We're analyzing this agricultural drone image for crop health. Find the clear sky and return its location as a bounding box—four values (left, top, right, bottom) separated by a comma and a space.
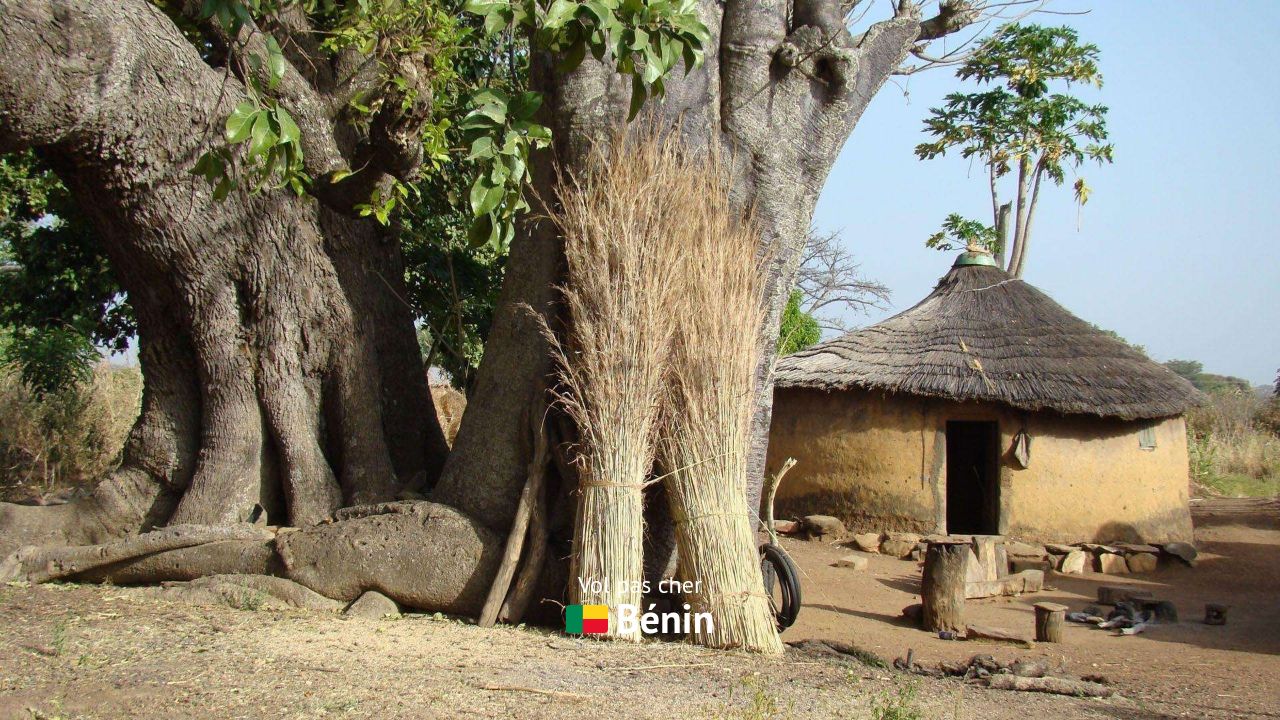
817, 1, 1280, 386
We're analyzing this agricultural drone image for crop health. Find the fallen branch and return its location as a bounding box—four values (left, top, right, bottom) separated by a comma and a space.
475, 684, 589, 701
986, 674, 1116, 698
763, 457, 797, 545
499, 409, 553, 624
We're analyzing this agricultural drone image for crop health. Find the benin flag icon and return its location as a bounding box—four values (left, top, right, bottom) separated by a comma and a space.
565, 604, 609, 634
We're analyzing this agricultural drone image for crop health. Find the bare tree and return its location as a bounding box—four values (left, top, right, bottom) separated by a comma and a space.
796, 228, 890, 333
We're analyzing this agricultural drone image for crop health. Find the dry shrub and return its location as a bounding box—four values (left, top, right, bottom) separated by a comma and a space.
549, 132, 684, 640
1186, 390, 1280, 497
656, 150, 783, 654
0, 361, 142, 502
429, 384, 466, 448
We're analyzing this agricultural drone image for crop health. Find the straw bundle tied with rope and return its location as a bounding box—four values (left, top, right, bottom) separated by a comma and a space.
655, 151, 783, 655
548, 133, 684, 641
548, 129, 781, 653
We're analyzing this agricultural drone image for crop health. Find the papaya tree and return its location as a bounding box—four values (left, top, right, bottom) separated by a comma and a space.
917, 23, 1114, 276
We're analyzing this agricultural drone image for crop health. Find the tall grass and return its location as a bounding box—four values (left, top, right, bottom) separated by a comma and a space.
549, 132, 684, 641
1186, 390, 1280, 498
0, 361, 141, 502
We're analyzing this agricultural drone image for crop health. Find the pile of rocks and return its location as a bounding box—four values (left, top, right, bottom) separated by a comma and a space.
791, 516, 1197, 577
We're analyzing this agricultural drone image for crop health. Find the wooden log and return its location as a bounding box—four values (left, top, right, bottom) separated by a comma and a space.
1034, 602, 1068, 643
922, 541, 969, 632
965, 624, 1032, 645
986, 674, 1115, 698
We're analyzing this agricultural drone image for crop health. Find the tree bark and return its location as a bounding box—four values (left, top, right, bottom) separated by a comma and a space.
440, 0, 951, 532
0, 0, 449, 555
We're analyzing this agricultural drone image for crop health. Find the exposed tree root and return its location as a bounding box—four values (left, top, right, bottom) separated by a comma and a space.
0, 524, 275, 584
154, 574, 345, 612
0, 502, 513, 618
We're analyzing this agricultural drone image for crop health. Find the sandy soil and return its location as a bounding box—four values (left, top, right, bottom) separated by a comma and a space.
1, 498, 1276, 720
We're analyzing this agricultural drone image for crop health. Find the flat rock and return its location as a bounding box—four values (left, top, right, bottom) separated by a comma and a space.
773, 519, 801, 535
1057, 550, 1088, 575
1126, 552, 1158, 574
835, 554, 869, 571
880, 539, 916, 559
1011, 557, 1052, 574
345, 590, 401, 620
1160, 542, 1198, 565
851, 532, 882, 553
803, 515, 846, 539
1005, 541, 1047, 558
1096, 553, 1129, 575
1117, 543, 1160, 555
1081, 543, 1121, 554
1044, 543, 1076, 555
1017, 569, 1045, 593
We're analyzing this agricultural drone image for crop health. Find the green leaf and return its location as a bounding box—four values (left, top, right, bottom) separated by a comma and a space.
265, 36, 286, 90
509, 91, 543, 120
276, 107, 300, 145
467, 213, 494, 248
627, 75, 646, 121
544, 0, 577, 29
225, 101, 258, 143
558, 40, 588, 73
467, 136, 496, 160
469, 177, 504, 216
248, 113, 278, 158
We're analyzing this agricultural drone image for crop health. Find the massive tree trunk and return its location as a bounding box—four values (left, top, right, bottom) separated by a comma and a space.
438, 0, 965, 531
0, 0, 449, 556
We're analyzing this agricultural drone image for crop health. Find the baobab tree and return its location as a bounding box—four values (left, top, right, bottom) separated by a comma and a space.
0, 0, 1032, 615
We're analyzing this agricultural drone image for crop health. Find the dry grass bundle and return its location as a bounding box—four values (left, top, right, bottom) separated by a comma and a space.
657, 153, 783, 654
548, 133, 687, 641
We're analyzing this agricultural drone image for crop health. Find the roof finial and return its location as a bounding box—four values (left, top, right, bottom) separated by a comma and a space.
954, 244, 999, 268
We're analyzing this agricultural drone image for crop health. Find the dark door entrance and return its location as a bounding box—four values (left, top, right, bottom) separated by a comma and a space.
945, 421, 1000, 535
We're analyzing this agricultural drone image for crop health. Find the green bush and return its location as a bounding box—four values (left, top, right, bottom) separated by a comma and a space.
1186, 390, 1280, 498
0, 360, 141, 501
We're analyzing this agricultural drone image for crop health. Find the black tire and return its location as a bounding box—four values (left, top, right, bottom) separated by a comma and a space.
760, 542, 802, 631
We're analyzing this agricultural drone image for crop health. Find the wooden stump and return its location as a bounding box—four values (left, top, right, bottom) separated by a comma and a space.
922, 541, 969, 632
1033, 602, 1067, 643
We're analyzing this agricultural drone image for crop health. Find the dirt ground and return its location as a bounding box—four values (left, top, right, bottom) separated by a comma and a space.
1, 497, 1276, 720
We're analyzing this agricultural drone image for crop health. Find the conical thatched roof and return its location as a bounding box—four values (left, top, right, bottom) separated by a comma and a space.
775, 256, 1201, 420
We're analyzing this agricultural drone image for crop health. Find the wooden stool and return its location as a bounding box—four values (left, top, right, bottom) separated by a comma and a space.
1033, 602, 1068, 642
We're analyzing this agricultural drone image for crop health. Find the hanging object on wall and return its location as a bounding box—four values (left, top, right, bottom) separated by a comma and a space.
1012, 429, 1032, 469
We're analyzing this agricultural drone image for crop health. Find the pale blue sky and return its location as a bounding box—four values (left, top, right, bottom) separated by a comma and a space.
817, 1, 1280, 386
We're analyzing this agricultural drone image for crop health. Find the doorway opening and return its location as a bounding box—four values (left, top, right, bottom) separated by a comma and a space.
945, 420, 1001, 535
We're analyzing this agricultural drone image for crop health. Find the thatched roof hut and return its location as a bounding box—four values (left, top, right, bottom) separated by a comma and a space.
776, 252, 1200, 420
767, 252, 1199, 544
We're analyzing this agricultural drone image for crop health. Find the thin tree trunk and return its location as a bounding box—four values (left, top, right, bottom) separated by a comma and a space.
1006, 156, 1033, 276
1012, 160, 1046, 278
